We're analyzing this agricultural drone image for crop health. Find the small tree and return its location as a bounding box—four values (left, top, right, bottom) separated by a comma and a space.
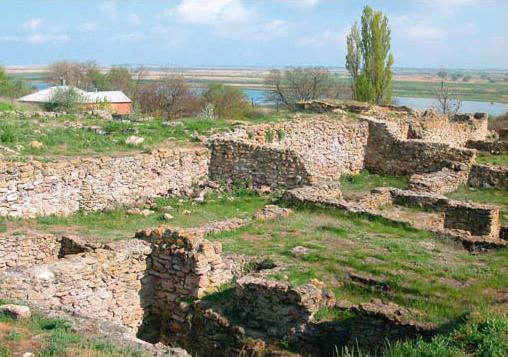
264, 67, 343, 110
0, 67, 31, 99
437, 71, 448, 80
137, 76, 200, 119
44, 87, 86, 113
346, 5, 394, 104
434, 80, 462, 115
48, 61, 92, 88
201, 84, 249, 120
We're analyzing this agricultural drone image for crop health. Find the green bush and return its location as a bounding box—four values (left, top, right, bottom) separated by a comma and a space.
0, 125, 16, 144
201, 84, 250, 120
43, 87, 86, 113
0, 102, 13, 111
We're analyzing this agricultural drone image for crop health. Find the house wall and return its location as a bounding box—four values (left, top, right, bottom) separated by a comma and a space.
85, 102, 132, 115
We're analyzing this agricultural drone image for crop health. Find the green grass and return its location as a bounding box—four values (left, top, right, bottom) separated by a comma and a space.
392, 80, 508, 103
339, 170, 408, 199
331, 77, 508, 103
0, 110, 290, 159
476, 153, 508, 167
446, 185, 508, 223
385, 313, 508, 357
0, 306, 147, 357
0, 103, 13, 112
208, 205, 508, 324
4, 190, 268, 242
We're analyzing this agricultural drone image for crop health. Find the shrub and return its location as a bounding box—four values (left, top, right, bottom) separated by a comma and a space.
201, 84, 250, 120
0, 125, 16, 144
265, 130, 274, 143
276, 128, 286, 141
265, 67, 348, 109
43, 87, 86, 113
198, 103, 217, 121
137, 76, 200, 119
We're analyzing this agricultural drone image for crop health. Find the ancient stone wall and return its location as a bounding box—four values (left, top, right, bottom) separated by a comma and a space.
444, 202, 500, 237
0, 240, 152, 330
235, 275, 332, 338
208, 139, 311, 188
468, 164, 508, 188
138, 226, 232, 302
466, 140, 508, 153
0, 147, 209, 217
296, 100, 489, 148
209, 117, 369, 187
390, 189, 502, 240
349, 300, 436, 349
0, 232, 60, 271
363, 117, 476, 175
406, 112, 489, 147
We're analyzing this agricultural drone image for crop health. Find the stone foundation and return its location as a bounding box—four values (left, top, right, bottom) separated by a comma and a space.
0, 239, 152, 330
363, 117, 476, 176
284, 185, 505, 249
0, 147, 209, 217
468, 164, 508, 188
209, 117, 369, 187
466, 139, 508, 153
0, 233, 99, 272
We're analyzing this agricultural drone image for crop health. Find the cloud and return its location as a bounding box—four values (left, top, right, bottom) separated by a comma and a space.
27, 33, 68, 44
128, 14, 140, 25
392, 16, 447, 41
166, 0, 288, 42
99, 0, 117, 17
23, 18, 43, 30
426, 0, 481, 14
298, 29, 347, 47
0, 33, 68, 44
283, 0, 320, 8
172, 0, 254, 26
79, 22, 97, 33
406, 25, 447, 41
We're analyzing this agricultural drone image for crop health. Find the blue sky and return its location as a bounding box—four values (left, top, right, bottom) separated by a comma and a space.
1, 0, 507, 69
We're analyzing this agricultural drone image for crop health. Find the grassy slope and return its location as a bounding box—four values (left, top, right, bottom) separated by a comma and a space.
0, 301, 147, 357
0, 111, 291, 159
3, 191, 269, 242
476, 153, 508, 167
209, 205, 508, 324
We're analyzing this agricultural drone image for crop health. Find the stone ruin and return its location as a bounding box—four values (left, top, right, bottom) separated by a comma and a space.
1, 100, 507, 356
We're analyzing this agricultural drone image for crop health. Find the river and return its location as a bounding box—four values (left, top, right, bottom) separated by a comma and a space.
243, 88, 508, 116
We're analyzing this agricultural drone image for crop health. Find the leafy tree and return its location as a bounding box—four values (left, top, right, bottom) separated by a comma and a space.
437, 71, 448, 79
107, 67, 134, 95
86, 68, 110, 91
451, 72, 463, 81
201, 84, 249, 120
346, 5, 393, 104
264, 67, 346, 110
43, 87, 86, 113
0, 67, 31, 98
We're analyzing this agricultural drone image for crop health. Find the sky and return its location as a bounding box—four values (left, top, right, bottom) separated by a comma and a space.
0, 0, 507, 69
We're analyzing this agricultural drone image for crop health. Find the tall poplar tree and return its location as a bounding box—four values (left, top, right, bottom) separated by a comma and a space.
346, 5, 393, 104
